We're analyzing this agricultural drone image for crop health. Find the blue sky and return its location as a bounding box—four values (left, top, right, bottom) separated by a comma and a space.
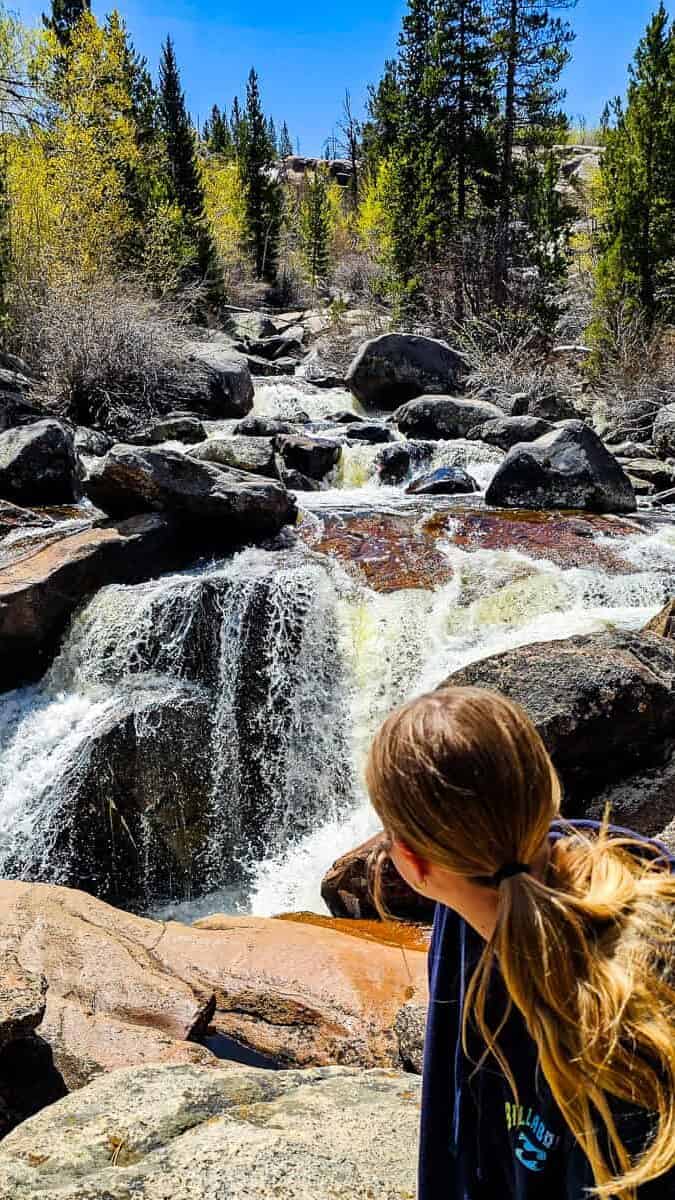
14, 0, 663, 153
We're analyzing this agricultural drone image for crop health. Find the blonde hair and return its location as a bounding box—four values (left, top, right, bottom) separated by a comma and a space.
366, 685, 675, 1200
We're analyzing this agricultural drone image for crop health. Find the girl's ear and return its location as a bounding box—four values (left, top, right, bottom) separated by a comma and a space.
391, 837, 429, 887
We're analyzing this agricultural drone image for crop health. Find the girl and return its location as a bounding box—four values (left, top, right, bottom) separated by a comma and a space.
366, 686, 675, 1200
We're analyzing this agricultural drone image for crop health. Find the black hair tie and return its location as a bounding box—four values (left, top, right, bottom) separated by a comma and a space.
492, 861, 532, 885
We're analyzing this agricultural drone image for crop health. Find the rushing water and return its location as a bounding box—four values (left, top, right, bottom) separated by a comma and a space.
2, 379, 675, 918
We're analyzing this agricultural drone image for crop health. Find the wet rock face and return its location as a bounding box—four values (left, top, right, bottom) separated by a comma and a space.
343, 421, 396, 444
5, 686, 215, 909
234, 414, 300, 437
0, 1062, 421, 1200
0, 420, 81, 506
445, 630, 675, 813
406, 466, 478, 496
347, 333, 469, 409
485, 421, 637, 514
85, 445, 297, 539
375, 440, 433, 485
395, 394, 503, 440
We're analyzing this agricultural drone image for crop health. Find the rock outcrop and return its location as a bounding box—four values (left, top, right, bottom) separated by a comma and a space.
445, 629, 675, 817
485, 421, 637, 513
347, 334, 469, 409
395, 395, 503, 439
0, 420, 81, 506
0, 515, 187, 690
0, 1062, 421, 1200
0, 882, 428, 1091
171, 342, 254, 418
131, 414, 207, 446
86, 445, 296, 538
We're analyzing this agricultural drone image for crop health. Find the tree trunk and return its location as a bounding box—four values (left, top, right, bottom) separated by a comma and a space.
494, 0, 518, 307
454, 0, 468, 322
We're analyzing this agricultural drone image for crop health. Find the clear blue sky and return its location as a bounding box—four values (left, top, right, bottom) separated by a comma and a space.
14, 0, 663, 153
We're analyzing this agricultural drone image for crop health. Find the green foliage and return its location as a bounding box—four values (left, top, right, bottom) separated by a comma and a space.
239, 68, 282, 281
300, 165, 331, 285
157, 35, 220, 293
204, 104, 234, 158
592, 2, 675, 347
279, 121, 293, 158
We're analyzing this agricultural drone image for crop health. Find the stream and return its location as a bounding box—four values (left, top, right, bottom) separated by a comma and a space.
2, 376, 675, 919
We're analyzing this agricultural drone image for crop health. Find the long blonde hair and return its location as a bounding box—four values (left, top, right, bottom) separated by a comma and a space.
366, 685, 675, 1200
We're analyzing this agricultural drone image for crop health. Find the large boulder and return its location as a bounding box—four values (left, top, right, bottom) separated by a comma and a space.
246, 333, 305, 360
617, 457, 675, 493
406, 466, 478, 496
85, 446, 296, 537
0, 420, 81, 506
74, 426, 114, 457
275, 434, 342, 481
171, 343, 254, 418
0, 882, 427, 1091
467, 415, 553, 450
234, 414, 300, 438
188, 435, 278, 478
485, 421, 637, 513
395, 395, 503, 440
347, 334, 469, 409
0, 1062, 421, 1200
444, 629, 675, 815
652, 403, 675, 458
0, 515, 187, 690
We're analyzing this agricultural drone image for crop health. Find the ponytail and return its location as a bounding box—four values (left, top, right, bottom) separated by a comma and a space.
468, 822, 675, 1198
366, 687, 675, 1200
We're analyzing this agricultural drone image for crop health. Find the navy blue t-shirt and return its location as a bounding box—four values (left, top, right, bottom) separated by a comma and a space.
418, 821, 675, 1200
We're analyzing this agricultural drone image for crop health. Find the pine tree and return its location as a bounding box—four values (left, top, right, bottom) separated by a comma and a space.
279, 121, 293, 158
204, 104, 234, 157
157, 35, 219, 289
266, 116, 278, 155
300, 165, 331, 285
240, 68, 282, 280
595, 4, 675, 327
361, 60, 402, 175
489, 0, 576, 304
42, 0, 90, 46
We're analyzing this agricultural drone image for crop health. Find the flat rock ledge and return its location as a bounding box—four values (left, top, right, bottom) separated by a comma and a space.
0, 1062, 420, 1200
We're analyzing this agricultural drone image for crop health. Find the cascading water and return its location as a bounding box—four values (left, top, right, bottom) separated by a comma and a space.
3, 375, 675, 920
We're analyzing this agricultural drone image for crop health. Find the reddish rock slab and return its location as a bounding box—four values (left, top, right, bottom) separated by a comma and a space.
300, 502, 651, 593
0, 514, 188, 690
0, 881, 428, 1092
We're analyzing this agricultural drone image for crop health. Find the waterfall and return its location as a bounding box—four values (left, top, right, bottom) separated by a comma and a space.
0, 549, 355, 910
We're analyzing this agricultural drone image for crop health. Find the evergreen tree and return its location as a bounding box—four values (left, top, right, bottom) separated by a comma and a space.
266, 115, 278, 155
240, 68, 282, 280
204, 104, 234, 157
362, 60, 402, 174
157, 35, 220, 289
279, 120, 293, 158
42, 0, 90, 46
230, 96, 247, 159
300, 165, 331, 285
489, 0, 576, 304
595, 4, 675, 327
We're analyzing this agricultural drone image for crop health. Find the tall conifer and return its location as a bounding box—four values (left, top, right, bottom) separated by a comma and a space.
240, 68, 282, 280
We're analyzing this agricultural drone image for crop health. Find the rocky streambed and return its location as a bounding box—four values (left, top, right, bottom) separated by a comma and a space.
2, 321, 675, 1194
